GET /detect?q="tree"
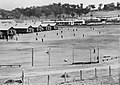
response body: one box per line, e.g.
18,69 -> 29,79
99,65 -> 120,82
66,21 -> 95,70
98,3 -> 103,10
42,9 -> 51,17
117,2 -> 120,9
76,9 -> 82,17
71,12 -> 75,17
82,7 -> 90,15
80,3 -> 83,9
89,4 -> 96,10
103,2 -> 115,11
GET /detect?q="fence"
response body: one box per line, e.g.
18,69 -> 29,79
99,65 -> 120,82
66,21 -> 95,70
55,66 -> 119,85
2,65 -> 119,85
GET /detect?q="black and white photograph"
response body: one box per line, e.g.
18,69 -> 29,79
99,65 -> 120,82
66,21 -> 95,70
0,0 -> 120,85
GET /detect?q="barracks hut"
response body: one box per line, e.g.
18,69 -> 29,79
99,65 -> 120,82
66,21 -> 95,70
29,22 -> 42,32
11,23 -> 34,34
40,22 -> 58,31
0,25 -> 16,39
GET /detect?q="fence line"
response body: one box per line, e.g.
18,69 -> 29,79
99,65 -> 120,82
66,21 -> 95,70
56,66 -> 119,85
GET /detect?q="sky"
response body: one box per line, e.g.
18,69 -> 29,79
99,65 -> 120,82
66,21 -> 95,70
0,0 -> 120,10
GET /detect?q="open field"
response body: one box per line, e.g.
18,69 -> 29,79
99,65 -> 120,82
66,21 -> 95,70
0,24 -> 120,85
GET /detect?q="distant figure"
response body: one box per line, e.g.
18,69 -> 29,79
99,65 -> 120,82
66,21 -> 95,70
64,58 -> 68,62
93,49 -> 95,53
93,28 -> 94,30
83,34 -> 84,37
76,29 -> 77,31
42,39 -> 44,42
16,37 -> 18,41
36,33 -> 38,35
73,33 -> 75,36
44,35 -> 46,37
61,35 -> 63,38
6,36 -> 8,41
99,31 -> 101,34
73,29 -> 74,31
68,28 -> 69,30
36,38 -> 38,41
57,33 -> 58,35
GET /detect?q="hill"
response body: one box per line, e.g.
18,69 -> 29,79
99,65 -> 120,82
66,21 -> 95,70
85,10 -> 120,17
0,2 -> 120,19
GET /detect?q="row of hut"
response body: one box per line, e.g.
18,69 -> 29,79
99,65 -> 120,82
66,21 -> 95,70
0,22 -> 58,39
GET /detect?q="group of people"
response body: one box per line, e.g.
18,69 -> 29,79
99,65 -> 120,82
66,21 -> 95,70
34,27 -> 102,42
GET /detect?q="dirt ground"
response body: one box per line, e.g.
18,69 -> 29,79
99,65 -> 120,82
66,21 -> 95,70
0,24 -> 120,85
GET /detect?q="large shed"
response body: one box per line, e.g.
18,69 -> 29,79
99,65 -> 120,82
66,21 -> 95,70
48,23 -> 58,30
0,24 -> 16,39
12,23 -> 34,34
40,23 -> 51,31
29,22 -> 41,32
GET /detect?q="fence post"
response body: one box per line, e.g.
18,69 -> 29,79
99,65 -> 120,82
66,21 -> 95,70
101,81 -> 102,85
32,48 -> 34,67
90,49 -> 92,63
119,77 -> 120,85
72,46 -> 74,63
28,78 -> 29,85
47,75 -> 50,85
95,68 -> 97,78
80,70 -> 82,80
22,69 -> 25,85
46,48 -> 51,66
109,66 -> 112,76
64,72 -> 67,85
97,46 -> 100,63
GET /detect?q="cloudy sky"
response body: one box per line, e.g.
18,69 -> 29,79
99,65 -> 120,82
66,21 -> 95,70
0,0 -> 120,10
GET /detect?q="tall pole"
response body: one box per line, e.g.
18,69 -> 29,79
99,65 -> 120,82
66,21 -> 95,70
28,79 -> 29,85
97,46 -> 99,63
32,48 -> 34,67
118,78 -> 120,85
109,66 -> 112,76
72,45 -> 74,63
47,48 -> 51,66
95,68 -> 97,78
90,49 -> 92,63
47,75 -> 50,85
80,70 -> 82,80
48,52 -> 50,66
64,72 -> 67,84
22,69 -> 25,85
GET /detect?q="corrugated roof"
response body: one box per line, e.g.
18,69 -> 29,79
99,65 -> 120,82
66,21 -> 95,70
0,24 -> 13,30
40,23 -> 49,27
48,23 -> 56,26
30,22 -> 41,27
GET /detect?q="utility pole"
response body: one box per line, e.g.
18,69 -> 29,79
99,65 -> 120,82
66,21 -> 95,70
47,48 -> 51,66
64,72 -> 67,84
80,70 -> 82,80
97,46 -> 100,63
72,47 -> 74,63
48,51 -> 50,66
72,44 -> 75,63
90,49 -> 92,63
28,79 -> 29,85
47,75 -> 50,85
22,69 -> 25,85
32,48 -> 34,67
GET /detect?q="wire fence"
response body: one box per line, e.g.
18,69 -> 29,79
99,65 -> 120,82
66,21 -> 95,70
2,66 -> 119,85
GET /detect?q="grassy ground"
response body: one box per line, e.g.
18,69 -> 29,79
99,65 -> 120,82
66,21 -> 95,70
0,24 -> 120,85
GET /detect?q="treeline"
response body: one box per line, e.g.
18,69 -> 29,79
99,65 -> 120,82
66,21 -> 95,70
0,3 -> 90,19
0,2 -> 120,19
